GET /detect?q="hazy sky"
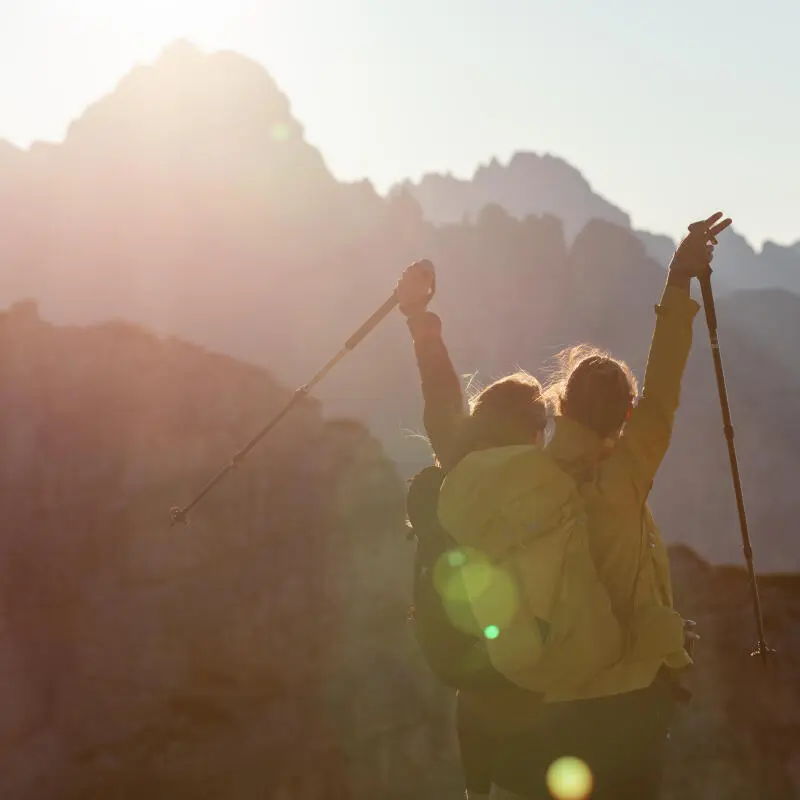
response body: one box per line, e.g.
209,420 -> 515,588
3,0 -> 798,248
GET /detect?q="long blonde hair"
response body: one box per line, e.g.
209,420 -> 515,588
544,345 -> 638,438
454,370 -> 548,464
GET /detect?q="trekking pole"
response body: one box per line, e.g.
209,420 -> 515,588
697,268 -> 774,663
169,291 -> 398,526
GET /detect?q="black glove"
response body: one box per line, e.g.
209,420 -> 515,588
684,619 -> 699,658
396,260 -> 436,317
669,211 -> 732,281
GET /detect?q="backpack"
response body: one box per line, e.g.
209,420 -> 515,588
406,465 -> 517,690
436,446 -> 624,695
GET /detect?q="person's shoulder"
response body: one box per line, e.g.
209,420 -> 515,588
596,445 -> 641,501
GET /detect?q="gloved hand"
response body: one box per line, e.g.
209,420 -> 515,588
684,619 -> 700,658
669,211 -> 732,282
396,260 -> 436,317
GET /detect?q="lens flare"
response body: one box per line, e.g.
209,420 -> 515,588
434,547 -> 520,636
484,625 -> 500,640
459,561 -> 494,597
446,549 -> 467,568
270,122 -> 290,142
546,756 -> 593,800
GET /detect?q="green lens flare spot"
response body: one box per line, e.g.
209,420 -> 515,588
460,562 -> 494,596
270,122 -> 290,142
446,549 -> 467,568
546,756 -> 593,800
433,548 -> 520,637
483,625 -> 500,640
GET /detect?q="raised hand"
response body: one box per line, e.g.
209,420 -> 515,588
670,212 -> 733,279
396,259 -> 436,317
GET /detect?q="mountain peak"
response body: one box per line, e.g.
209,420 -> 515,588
158,37 -> 204,63
62,39 -> 306,161
397,149 -> 630,241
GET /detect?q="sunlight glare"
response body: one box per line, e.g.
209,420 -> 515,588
71,0 -> 234,51
546,756 -> 593,800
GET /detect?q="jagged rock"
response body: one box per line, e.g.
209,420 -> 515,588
0,40 -> 798,570
396,151 -> 630,243
0,307 -> 415,799
0,309 -> 798,798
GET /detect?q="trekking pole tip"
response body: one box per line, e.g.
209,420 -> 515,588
750,641 -> 776,661
169,506 -> 189,527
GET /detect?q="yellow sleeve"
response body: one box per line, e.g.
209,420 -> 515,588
621,285 -> 700,495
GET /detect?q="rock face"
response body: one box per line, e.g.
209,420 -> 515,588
397,149 -> 800,298
665,546 -> 799,800
0,302 -> 426,799
1,42 -> 797,570
395,152 -> 631,243
0,304 -> 798,799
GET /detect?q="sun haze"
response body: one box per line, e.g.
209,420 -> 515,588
3,0 -> 800,247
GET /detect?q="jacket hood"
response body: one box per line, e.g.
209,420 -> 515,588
438,445 -> 578,556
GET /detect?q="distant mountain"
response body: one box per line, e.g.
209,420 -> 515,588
395,151 -> 630,243
0,301 -> 413,798
639,228 -> 800,296
396,150 -> 800,298
0,41 -> 799,572
719,287 -> 800,375
635,229 -> 675,271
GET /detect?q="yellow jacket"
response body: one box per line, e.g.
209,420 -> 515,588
438,285 -> 698,703
438,445 -> 624,697
544,284 -> 698,700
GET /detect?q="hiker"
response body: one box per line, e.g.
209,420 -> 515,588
485,214 -> 730,800
400,211 -> 730,799
399,263 -> 624,797
397,262 -> 553,800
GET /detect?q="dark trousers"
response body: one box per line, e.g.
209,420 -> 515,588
491,674 -> 680,799
457,698 -> 500,795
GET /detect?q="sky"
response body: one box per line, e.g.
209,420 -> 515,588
3,0 -> 799,249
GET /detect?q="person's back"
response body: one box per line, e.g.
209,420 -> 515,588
397,261 -> 554,799
437,442 -> 624,693
541,218 -> 724,698
543,342 -> 691,699
394,214 -> 732,798
486,212 -> 732,799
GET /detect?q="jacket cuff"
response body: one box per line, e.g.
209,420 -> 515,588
656,285 -> 701,319
407,311 -> 443,341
